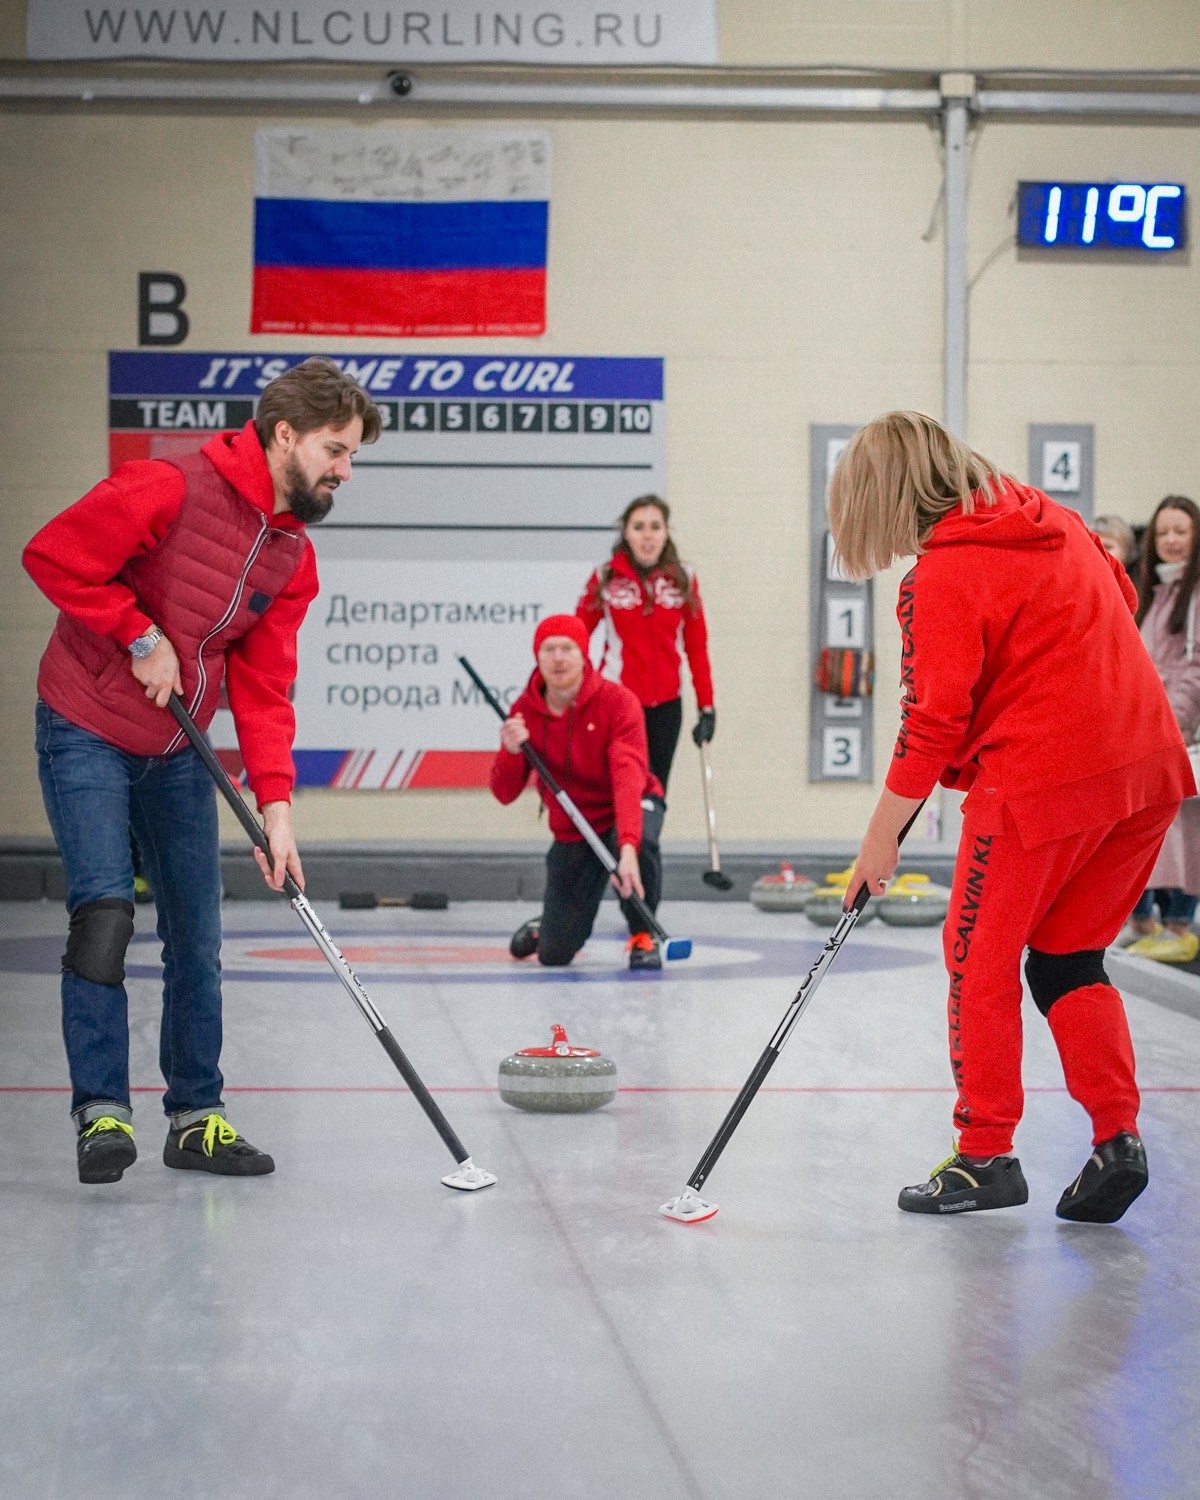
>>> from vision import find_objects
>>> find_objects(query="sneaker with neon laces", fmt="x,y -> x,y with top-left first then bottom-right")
1056,1132 -> 1148,1223
1116,919 -> 1161,948
509,916 -> 541,960
898,1151 -> 1029,1214
1125,930 -> 1199,964
626,932 -> 662,970
77,1116 -> 137,1184
163,1114 -> 275,1176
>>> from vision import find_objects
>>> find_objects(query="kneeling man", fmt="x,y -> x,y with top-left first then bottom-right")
490,615 -> 665,970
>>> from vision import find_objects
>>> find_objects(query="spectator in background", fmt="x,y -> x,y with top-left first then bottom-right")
1123,495 -> 1200,963
1092,515 -> 1137,571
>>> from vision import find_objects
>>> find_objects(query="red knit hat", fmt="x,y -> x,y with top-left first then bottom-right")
533,614 -> 590,657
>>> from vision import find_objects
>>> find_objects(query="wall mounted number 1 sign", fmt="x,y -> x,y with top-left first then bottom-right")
809,424 -> 874,782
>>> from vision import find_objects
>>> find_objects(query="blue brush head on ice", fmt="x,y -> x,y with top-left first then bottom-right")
665,938 -> 692,961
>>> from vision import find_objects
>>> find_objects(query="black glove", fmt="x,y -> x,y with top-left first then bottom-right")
692,707 -> 716,746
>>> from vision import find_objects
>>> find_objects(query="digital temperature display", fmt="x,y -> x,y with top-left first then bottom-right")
1018,180 -> 1186,252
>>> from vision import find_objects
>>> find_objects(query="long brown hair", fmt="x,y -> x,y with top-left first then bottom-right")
829,411 -> 1005,580
602,495 -> 696,608
1135,494 -> 1200,633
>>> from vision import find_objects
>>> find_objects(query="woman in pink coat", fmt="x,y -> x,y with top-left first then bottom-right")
1125,494 -> 1200,963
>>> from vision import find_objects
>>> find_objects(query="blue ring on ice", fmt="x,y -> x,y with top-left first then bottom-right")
0,926 -> 936,985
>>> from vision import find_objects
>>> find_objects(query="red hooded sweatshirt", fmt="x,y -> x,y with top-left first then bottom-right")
23,424 -> 318,808
576,550 -> 714,709
490,662 -> 661,847
885,480 -> 1194,846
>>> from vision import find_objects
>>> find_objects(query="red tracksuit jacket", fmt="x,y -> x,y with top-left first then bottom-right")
490,664 -> 661,848
23,425 -> 318,808
885,480 -> 1194,845
576,551 -> 714,709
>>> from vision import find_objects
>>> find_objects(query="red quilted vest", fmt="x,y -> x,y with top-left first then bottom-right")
37,451 -> 307,756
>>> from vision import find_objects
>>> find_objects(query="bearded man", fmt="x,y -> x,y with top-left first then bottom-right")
24,357 -> 380,1184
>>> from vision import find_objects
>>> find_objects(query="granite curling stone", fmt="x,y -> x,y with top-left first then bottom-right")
804,867 -> 877,926
877,872 -> 952,927
749,863 -> 816,912
498,1025 -> 618,1113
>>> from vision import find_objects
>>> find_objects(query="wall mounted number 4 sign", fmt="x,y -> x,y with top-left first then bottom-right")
1028,425 -> 1093,521
1042,441 -> 1082,494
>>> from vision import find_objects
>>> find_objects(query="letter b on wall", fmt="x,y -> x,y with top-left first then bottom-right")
138,272 -> 189,346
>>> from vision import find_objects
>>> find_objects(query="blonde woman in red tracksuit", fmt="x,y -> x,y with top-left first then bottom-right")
576,495 -> 715,794
832,411 -> 1193,1224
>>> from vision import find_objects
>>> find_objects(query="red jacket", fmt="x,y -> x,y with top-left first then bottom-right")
23,424 -> 319,808
490,663 -> 662,847
886,480 -> 1194,845
576,550 -> 714,709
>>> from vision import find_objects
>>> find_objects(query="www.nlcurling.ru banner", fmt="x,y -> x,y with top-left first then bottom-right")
27,2 -> 718,64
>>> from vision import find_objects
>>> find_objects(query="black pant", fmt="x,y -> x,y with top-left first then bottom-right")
538,798 -> 664,966
643,698 -> 683,791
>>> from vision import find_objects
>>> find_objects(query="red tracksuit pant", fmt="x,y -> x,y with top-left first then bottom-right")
945,800 -> 1177,1158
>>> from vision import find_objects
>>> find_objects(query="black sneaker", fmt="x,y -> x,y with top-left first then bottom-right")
899,1152 -> 1029,1215
77,1116 -> 137,1184
626,932 -> 663,970
510,917 -> 541,960
164,1115 -> 275,1177
1056,1132 -> 1148,1223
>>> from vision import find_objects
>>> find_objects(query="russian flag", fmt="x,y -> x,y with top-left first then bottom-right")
251,127 -> 550,338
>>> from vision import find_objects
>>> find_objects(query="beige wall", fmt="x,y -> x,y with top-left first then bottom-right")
2,1 -> 1199,848
721,0 -> 1200,72
968,121 -> 1200,510
6,2 -> 1200,69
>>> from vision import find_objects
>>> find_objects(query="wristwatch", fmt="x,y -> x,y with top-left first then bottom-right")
128,625 -> 164,659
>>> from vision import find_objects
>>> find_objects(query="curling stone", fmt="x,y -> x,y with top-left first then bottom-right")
498,1025 -> 618,1113
804,867 -> 877,926
750,862 -> 816,912
877,872 -> 952,927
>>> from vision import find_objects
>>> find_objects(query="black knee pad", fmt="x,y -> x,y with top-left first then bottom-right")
63,898 -> 135,986
1025,947 -> 1109,1018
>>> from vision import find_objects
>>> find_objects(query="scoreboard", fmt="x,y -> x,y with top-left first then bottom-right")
109,351 -> 665,788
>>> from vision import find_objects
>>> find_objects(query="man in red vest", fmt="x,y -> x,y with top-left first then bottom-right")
24,357 -> 380,1184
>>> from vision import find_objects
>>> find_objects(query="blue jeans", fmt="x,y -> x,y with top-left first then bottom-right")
1133,886 -> 1198,925
36,701 -> 225,1122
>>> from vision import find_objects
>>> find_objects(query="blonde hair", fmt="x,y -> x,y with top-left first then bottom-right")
1092,514 -> 1135,567
828,411 -> 1005,580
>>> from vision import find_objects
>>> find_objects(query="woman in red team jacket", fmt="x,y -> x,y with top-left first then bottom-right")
832,411 -> 1192,1224
576,496 -> 714,793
